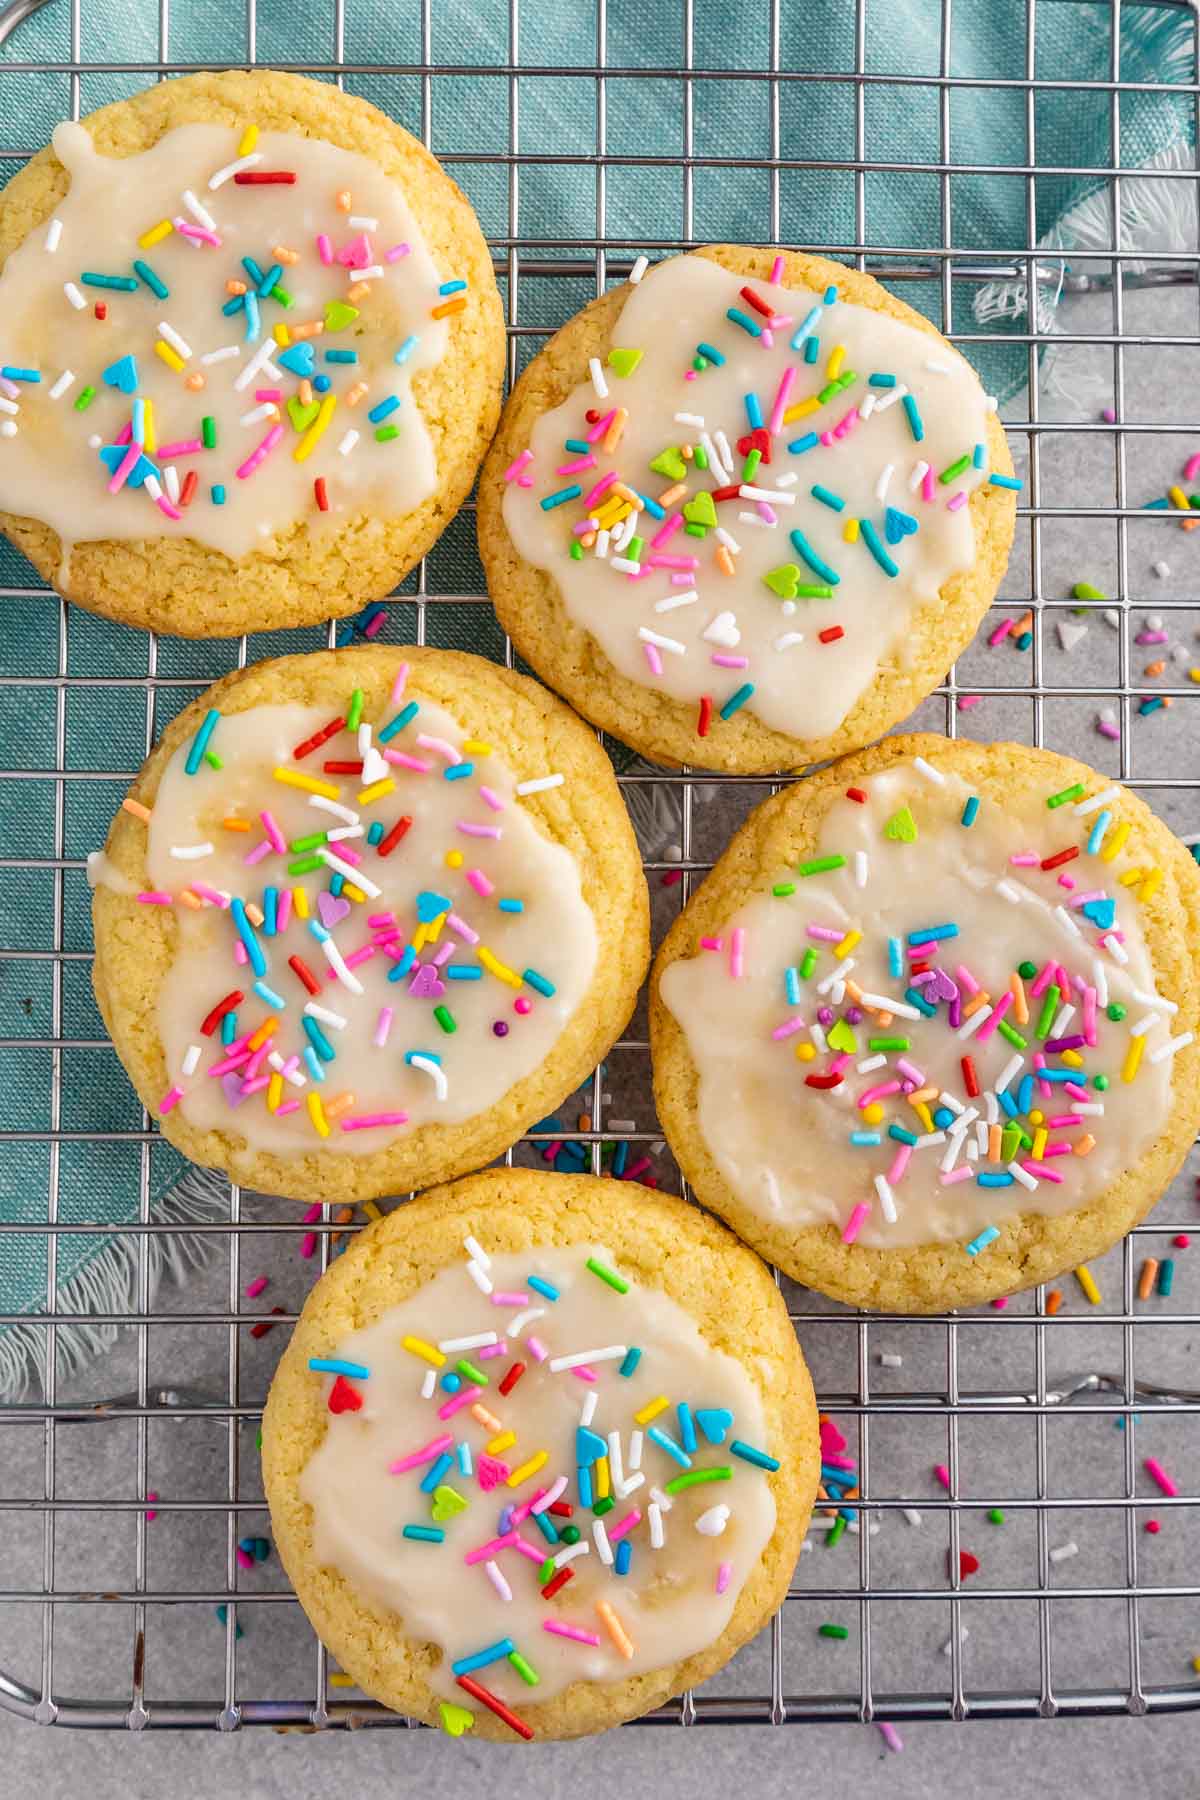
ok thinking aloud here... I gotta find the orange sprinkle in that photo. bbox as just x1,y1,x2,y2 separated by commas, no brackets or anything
226,279,248,296
431,295,467,319
122,797,152,823
248,1016,277,1052
602,407,628,455
715,544,736,576
988,1123,1003,1162
681,444,694,460
596,1599,635,1660
1009,970,1029,1025
1014,610,1033,635
324,1091,356,1120
1138,1258,1159,1300
962,990,991,1018
657,482,687,507
177,888,203,910
184,372,206,391
290,320,325,340
272,244,301,265
299,378,313,406
579,531,597,548
578,1113,592,1133
1144,660,1166,677
1074,1133,1096,1157
1046,1289,1064,1315
906,1085,939,1106
335,188,352,211
348,282,371,301
470,1402,502,1433
222,817,252,832
346,382,368,407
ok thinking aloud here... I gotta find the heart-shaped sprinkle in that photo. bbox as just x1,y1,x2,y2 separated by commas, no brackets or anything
317,892,352,929
827,1018,857,1054
702,610,741,648
649,446,687,481
958,1550,980,1578
476,1455,510,1491
102,353,139,394
286,396,320,433
97,444,157,489
884,805,918,843
328,1375,363,1414
607,347,643,378
324,300,360,333
221,1072,249,1109
694,1407,733,1445
360,745,388,786
736,426,772,464
408,963,446,999
278,341,316,379
416,889,451,923
924,969,958,1004
695,1503,731,1537
338,232,374,270
884,505,919,546
430,1484,468,1522
1057,619,1089,653
1082,897,1116,930
763,563,801,600
820,1418,847,1454
438,1701,475,1738
576,1426,608,1464
683,490,717,529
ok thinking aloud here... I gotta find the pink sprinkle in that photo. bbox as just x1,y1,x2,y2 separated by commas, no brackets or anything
1021,1160,1063,1184
384,749,433,773
934,1463,951,1490
1136,629,1169,646
190,881,228,908
458,821,502,839
1097,720,1121,741
767,364,797,435
115,422,133,446
491,1292,528,1307
1145,1519,1161,1534
417,733,461,764
301,1204,323,1227
947,489,968,512
700,936,724,952
877,1722,904,1754
437,1384,483,1420
137,891,173,905
771,1016,808,1041
512,1536,548,1565
275,889,292,933
464,1529,520,1564
526,1336,548,1363
711,653,749,668
244,1276,269,1298
236,1547,254,1572
107,440,142,494
643,641,664,676
557,454,597,475
819,430,834,447
317,233,333,265
992,1296,1009,1310
158,1084,184,1114
239,1074,270,1097
989,617,1015,648
363,609,387,639
299,1232,317,1259
275,1099,301,1117
921,467,936,503
174,220,221,246
1009,852,1039,867
756,502,778,525
544,1619,601,1646
155,438,204,458
730,926,745,980
145,1492,157,1522
808,926,843,944
447,913,479,944
478,785,506,812
859,1081,902,1108
607,1509,642,1542
390,663,409,704
841,1201,871,1244
957,695,983,710
769,255,785,284
1101,405,1117,424
478,1341,508,1360
242,838,272,867
585,408,617,444
385,242,411,262
467,868,494,898
207,1048,251,1077
650,513,685,549
236,422,284,481
255,388,283,403
374,1007,393,1047
888,1144,912,1184
259,810,286,853
716,1561,733,1595
340,1112,409,1130
1184,452,1200,484
1145,1457,1178,1497
895,1058,925,1085
975,990,1013,1042
1030,960,1057,998
941,1165,973,1186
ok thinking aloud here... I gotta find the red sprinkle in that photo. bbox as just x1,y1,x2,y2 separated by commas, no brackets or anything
845,787,868,803
94,302,107,320
376,814,414,857
709,483,741,503
234,170,297,184
697,694,713,738
179,469,199,508
328,1375,363,1414
540,1567,574,1602
961,1055,981,1098
323,759,363,774
200,989,243,1037
547,1501,573,1518
660,869,683,886
739,285,775,318
314,476,329,512
1040,846,1079,872
288,954,322,996
455,1673,534,1741
818,625,845,644
498,1361,526,1396
250,1306,286,1340
292,716,344,761
958,1550,980,1578
805,1072,844,1089
1174,1234,1190,1248
1145,1519,1161,1534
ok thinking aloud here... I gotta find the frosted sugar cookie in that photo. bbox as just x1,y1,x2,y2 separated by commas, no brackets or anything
479,247,1017,772
263,1168,818,1738
651,735,1200,1309
0,70,504,634
91,646,648,1203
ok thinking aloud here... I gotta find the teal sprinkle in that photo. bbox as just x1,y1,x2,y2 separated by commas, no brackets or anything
726,307,762,337
989,473,1023,491
132,259,168,298
787,432,820,455
540,484,581,511
965,1226,1002,1255
902,393,924,441
618,1348,642,1377
810,484,845,512
961,795,980,827
695,341,725,366
868,373,897,387
719,682,754,720
803,336,820,364
212,484,226,505
789,528,841,585
859,518,899,577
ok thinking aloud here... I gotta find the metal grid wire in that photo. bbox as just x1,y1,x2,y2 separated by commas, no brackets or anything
1,0,1200,1734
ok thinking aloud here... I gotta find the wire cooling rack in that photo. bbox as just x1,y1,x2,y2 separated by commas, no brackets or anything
2,0,1200,1736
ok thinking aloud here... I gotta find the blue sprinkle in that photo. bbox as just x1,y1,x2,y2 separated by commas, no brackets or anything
731,1439,780,1473
961,795,980,827
404,1049,440,1066
307,920,330,944
577,1464,594,1507
719,682,755,720
527,1275,560,1302
302,1046,325,1084
989,473,1022,491
451,1639,514,1677
678,1402,697,1454
440,1371,462,1393
908,924,958,946
647,1425,691,1469
184,708,220,775
612,1140,629,1178
888,937,903,979
789,306,822,349
262,887,278,938
445,964,483,980
439,279,467,296
785,966,801,1006
244,290,261,342
1017,1074,1035,1114
787,431,820,455
997,1087,1019,1119
810,483,845,512
966,1227,1002,1255
744,392,763,429
972,442,986,469
1086,810,1112,855
933,1107,955,1130
367,394,401,424
618,1347,641,1377
313,374,332,393
229,897,266,977
0,365,39,383
850,1131,882,1147
444,761,474,781
309,1357,370,1378
379,700,419,742
635,489,666,520
456,1441,473,1477
976,1173,1014,1188
498,898,524,913
253,979,285,1009
615,1539,632,1576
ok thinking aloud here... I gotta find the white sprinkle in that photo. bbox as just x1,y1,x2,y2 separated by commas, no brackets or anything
462,1235,491,1269
420,1368,437,1401
592,1519,614,1566
1153,560,1171,578
925,357,953,374
1058,619,1089,653
87,433,102,449
740,483,794,505
1009,1160,1039,1191
484,1559,512,1602
44,216,63,252
995,879,1022,903
614,508,640,552
611,555,641,575
856,1055,887,1075
1073,784,1119,817
774,631,806,651
152,324,193,366
809,1023,828,1053
854,850,869,889
874,1174,897,1223
303,1002,347,1031
169,841,214,860
464,1258,492,1294
879,1352,903,1369
913,755,945,786
714,525,741,553
648,1500,664,1547
904,1508,923,1527
181,1043,202,1077
859,392,877,419
674,412,705,428
629,255,649,284
63,282,85,310
505,1307,545,1338
351,263,385,283
649,1486,674,1515
607,1431,626,1492
318,934,365,995
875,463,894,502
1054,904,1082,939
857,994,923,1021
1131,986,1177,1014
629,1430,644,1472
1050,1003,1076,1038
516,773,564,796
995,1052,1025,1095
909,460,929,491
776,472,798,488
1149,1032,1194,1064
201,344,242,366
142,475,164,502
577,1392,598,1430
714,430,736,476
983,1092,999,1126
695,1505,730,1537
588,356,609,400
181,189,217,231
309,795,360,826
914,1132,946,1150
1049,1540,1079,1564
233,340,281,391
1128,1011,1162,1038
655,589,699,613
941,1627,970,1657
240,402,278,428
737,510,772,528
349,214,379,230
552,1540,590,1570
1092,958,1109,1008
0,396,19,416
337,429,360,457
938,1091,966,1116
548,1345,627,1372
940,1129,966,1174
958,1004,993,1040
1103,934,1129,965
164,465,181,504
318,847,381,898
638,626,686,655
1103,608,1121,629
208,151,262,190
874,383,909,411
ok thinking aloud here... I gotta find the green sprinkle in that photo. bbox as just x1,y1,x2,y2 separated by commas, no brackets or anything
1000,1123,1022,1162
1107,1002,1126,1022
434,1005,457,1035
376,425,401,442
997,1021,1028,1050
569,540,584,560
693,441,709,470
870,1036,910,1052
1036,984,1061,1040
988,1508,1005,1525
538,1556,555,1583
592,1495,615,1516
290,832,328,852
663,1467,732,1495
201,416,217,449
1047,782,1085,810
456,1357,486,1385
345,687,364,730
204,751,222,770
826,1515,847,1548
1094,1073,1109,1091
1018,960,1038,980
560,1524,581,1545
938,453,972,485
772,882,796,897
74,385,96,411
1072,582,1106,601
586,1256,628,1294
742,448,761,481
287,855,325,875
799,947,818,979
798,854,846,877
271,284,294,308
508,1651,539,1687
819,1623,850,1640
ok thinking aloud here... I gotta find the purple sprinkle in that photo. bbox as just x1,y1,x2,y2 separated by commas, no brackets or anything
817,1006,834,1026
493,1020,509,1037
845,1005,863,1025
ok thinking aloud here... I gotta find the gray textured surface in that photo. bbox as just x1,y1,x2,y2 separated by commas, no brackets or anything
4,287,1200,1796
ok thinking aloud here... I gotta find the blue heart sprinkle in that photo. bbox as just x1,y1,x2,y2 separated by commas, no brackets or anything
576,1427,608,1464
415,889,452,923
278,342,316,378
884,505,919,546
97,443,159,490
102,353,139,394
694,1407,734,1446
1082,898,1116,930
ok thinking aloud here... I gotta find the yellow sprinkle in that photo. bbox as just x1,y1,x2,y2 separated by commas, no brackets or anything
329,1674,355,1689
506,1450,549,1489
781,396,819,423
1075,1265,1101,1306
341,881,366,903
292,886,309,919
826,343,846,380
238,123,259,157
463,740,492,757
142,398,156,455
835,929,861,959
1189,668,1200,684
402,1335,445,1367
912,1100,934,1134
273,766,340,799
596,1599,635,1660
412,924,428,953
1138,868,1163,903
594,1455,610,1500
361,1200,382,1222
138,218,173,249
357,777,396,805
478,946,522,987
248,1016,277,1052
1193,1656,1200,1674
307,1092,331,1139
426,911,446,944
266,1073,283,1113
842,517,860,543
155,339,185,374
1032,1127,1048,1161
1122,1034,1145,1084
487,1430,516,1456
1061,1048,1084,1069
1169,484,1190,512
862,1101,883,1125
273,322,291,347
445,849,464,868
634,1395,670,1426
1100,820,1130,863
294,392,337,463
1118,867,1144,888
795,1040,816,1061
